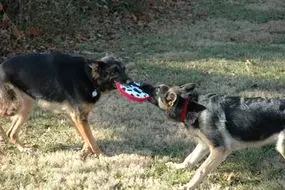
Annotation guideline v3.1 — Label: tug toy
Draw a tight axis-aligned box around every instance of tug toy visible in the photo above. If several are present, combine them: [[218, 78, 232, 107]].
[[115, 82, 151, 103]]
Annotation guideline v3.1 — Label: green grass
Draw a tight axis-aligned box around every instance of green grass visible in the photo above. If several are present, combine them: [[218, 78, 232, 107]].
[[1, 0, 285, 189], [193, 0, 285, 23]]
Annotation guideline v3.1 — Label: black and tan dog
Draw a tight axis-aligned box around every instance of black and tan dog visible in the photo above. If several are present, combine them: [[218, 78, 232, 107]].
[[141, 83, 285, 189], [0, 52, 130, 159]]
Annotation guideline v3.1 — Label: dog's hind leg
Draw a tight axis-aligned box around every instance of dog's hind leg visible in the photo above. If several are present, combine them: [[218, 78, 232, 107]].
[[0, 84, 21, 146], [183, 147, 229, 190], [7, 94, 33, 152], [0, 126, 9, 143], [276, 130, 285, 159], [167, 141, 209, 170]]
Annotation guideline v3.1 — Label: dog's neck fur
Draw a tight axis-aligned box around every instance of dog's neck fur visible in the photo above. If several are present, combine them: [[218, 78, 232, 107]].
[[166, 95, 193, 121], [166, 93, 200, 127], [84, 62, 110, 92]]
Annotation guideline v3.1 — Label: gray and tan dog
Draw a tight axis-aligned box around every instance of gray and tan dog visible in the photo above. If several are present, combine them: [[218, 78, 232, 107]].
[[141, 83, 285, 189]]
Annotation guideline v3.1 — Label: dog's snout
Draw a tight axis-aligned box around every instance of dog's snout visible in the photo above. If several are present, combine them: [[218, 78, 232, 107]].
[[156, 85, 168, 95], [154, 87, 161, 97]]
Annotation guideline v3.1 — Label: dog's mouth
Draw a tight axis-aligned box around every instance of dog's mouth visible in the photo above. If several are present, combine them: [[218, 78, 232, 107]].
[[100, 73, 131, 90], [145, 86, 162, 106], [113, 78, 132, 87]]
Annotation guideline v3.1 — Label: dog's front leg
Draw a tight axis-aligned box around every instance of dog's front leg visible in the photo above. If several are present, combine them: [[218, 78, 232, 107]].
[[183, 147, 229, 190], [80, 142, 93, 160], [70, 112, 102, 160], [75, 118, 101, 159], [167, 142, 209, 170]]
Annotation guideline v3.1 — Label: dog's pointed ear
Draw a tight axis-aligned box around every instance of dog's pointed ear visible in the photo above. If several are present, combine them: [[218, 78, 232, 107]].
[[88, 61, 105, 71], [180, 83, 196, 92], [166, 91, 177, 107], [179, 83, 196, 97], [86, 61, 105, 79], [124, 62, 135, 72], [188, 101, 206, 113]]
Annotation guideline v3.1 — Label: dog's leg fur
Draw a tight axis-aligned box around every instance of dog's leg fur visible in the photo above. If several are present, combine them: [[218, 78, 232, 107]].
[[183, 147, 229, 190], [6, 94, 33, 152], [0, 84, 20, 144], [0, 126, 8, 143], [276, 130, 285, 159], [0, 84, 34, 151], [70, 105, 101, 159], [71, 116, 101, 159], [81, 141, 93, 159], [168, 141, 209, 170]]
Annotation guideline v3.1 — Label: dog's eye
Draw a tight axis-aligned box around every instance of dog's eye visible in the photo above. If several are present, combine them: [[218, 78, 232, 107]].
[[113, 67, 120, 74], [106, 69, 117, 76]]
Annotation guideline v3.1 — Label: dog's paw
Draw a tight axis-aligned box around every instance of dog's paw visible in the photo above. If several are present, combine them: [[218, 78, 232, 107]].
[[79, 150, 101, 161], [0, 135, 8, 144], [79, 151, 91, 161], [0, 139, 7, 148], [22, 147, 37, 154], [178, 184, 194, 190], [166, 162, 188, 170]]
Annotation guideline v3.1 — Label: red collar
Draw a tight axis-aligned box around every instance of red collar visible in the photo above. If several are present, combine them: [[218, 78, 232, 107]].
[[181, 97, 190, 122]]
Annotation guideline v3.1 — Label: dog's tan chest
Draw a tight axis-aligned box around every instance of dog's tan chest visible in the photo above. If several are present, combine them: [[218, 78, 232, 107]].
[[37, 100, 73, 114]]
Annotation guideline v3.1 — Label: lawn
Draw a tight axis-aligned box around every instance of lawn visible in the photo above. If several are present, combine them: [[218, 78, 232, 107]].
[[1, 0, 285, 189]]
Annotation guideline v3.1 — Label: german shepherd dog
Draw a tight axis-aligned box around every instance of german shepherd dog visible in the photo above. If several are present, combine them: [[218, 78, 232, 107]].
[[0, 53, 130, 159], [141, 83, 285, 189]]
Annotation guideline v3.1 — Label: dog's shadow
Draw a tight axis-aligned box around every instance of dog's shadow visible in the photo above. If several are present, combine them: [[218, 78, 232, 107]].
[[216, 146, 285, 186]]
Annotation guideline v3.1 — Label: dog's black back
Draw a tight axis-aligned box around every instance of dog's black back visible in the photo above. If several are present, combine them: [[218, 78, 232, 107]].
[[200, 94, 285, 141], [1, 53, 100, 104], [142, 83, 285, 143]]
